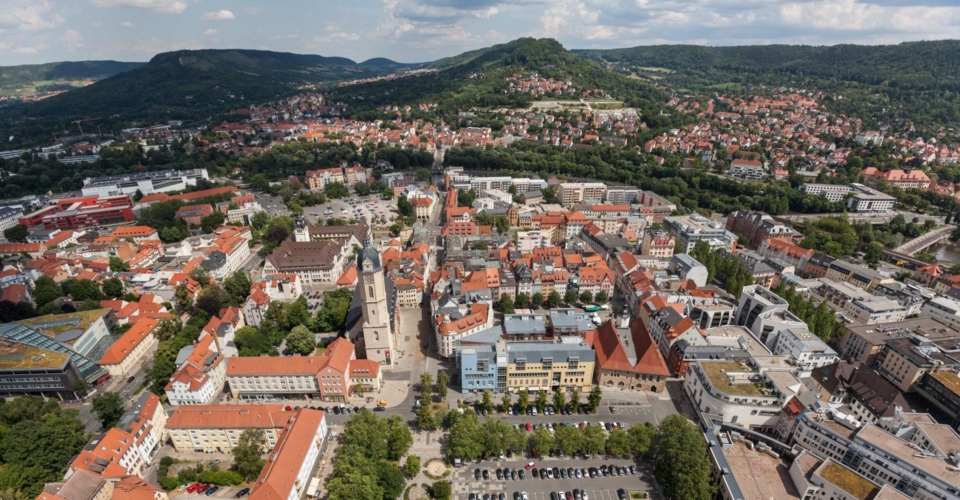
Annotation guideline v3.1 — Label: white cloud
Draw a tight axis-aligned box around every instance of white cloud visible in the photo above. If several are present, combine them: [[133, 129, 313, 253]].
[[12, 42, 48, 54], [61, 29, 84, 48], [200, 10, 235, 21], [203, 28, 217, 35], [91, 21, 104, 28], [121, 21, 136, 27], [91, 0, 188, 14], [0, 0, 64, 32]]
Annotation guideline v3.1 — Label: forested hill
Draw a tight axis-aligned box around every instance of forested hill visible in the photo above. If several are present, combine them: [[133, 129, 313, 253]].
[[1, 49, 417, 131], [573, 41, 960, 131], [330, 38, 665, 122], [0, 60, 144, 97]]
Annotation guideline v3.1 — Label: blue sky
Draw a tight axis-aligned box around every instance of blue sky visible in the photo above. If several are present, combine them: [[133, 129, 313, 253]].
[[2, 0, 960, 66]]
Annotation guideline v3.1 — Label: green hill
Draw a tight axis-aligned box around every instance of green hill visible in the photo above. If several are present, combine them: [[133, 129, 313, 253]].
[[331, 38, 664, 121], [0, 60, 143, 97], [573, 41, 960, 130], [6, 49, 419, 124]]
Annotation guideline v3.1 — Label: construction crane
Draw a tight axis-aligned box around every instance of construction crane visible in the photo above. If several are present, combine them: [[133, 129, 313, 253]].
[[71, 117, 101, 136]]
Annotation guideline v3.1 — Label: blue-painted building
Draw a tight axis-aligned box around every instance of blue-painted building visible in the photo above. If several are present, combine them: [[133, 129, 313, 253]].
[[459, 343, 499, 393]]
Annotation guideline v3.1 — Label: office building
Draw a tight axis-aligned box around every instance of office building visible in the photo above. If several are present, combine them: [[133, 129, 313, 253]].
[[800, 183, 853, 202], [921, 296, 960, 330], [18, 195, 134, 230], [81, 169, 209, 197], [846, 183, 896, 213], [735, 285, 808, 347], [558, 182, 607, 205]]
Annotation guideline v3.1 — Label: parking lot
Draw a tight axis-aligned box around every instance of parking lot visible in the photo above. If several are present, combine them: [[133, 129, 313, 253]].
[[302, 195, 398, 229], [453, 458, 651, 500]]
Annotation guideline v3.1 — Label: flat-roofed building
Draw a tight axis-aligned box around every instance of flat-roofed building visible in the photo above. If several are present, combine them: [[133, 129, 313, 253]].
[[505, 340, 596, 393], [664, 214, 738, 252], [874, 334, 960, 393], [838, 317, 960, 365], [705, 424, 805, 500], [791, 410, 960, 499], [825, 260, 894, 293], [558, 182, 606, 205], [0, 339, 85, 400], [847, 183, 895, 213], [165, 405, 290, 452], [770, 327, 838, 369], [248, 409, 328, 500], [14, 309, 112, 360], [921, 296, 960, 330], [799, 183, 853, 202]]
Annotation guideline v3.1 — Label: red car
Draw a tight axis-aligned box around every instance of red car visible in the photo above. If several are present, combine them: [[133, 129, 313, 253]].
[[525, 422, 532, 431], [285, 405, 292, 411], [197, 485, 210, 493], [186, 484, 201, 493], [525, 462, 536, 469]]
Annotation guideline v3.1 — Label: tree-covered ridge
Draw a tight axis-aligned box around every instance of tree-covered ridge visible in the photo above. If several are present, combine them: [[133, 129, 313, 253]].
[[330, 38, 664, 121], [0, 49, 420, 133], [573, 41, 960, 133], [0, 60, 144, 97]]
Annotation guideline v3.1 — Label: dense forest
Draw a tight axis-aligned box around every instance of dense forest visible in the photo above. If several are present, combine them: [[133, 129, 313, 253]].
[[0, 50, 418, 148], [574, 41, 960, 134]]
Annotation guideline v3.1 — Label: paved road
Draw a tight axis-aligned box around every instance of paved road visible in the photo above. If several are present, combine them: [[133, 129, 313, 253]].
[[895, 224, 957, 254]]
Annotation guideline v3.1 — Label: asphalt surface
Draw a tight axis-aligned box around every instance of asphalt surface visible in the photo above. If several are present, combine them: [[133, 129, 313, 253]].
[[457, 458, 649, 500]]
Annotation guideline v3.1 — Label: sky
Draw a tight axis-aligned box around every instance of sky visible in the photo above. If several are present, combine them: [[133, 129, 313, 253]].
[[2, 0, 960, 66]]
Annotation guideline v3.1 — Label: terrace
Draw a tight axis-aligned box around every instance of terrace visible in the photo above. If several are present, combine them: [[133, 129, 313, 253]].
[[0, 344, 68, 370], [699, 361, 778, 397], [818, 460, 878, 500]]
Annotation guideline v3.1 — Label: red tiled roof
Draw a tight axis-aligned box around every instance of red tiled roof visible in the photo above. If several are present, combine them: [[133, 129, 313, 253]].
[[592, 321, 635, 373]]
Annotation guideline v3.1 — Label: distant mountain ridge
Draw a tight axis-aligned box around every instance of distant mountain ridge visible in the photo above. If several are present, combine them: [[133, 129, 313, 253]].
[[0, 60, 143, 97], [12, 49, 421, 122]]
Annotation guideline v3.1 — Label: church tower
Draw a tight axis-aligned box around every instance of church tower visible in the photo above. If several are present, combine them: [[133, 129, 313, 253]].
[[357, 243, 394, 368], [293, 214, 309, 242]]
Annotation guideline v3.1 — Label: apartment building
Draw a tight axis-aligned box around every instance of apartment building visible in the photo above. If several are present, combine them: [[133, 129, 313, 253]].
[[921, 296, 960, 330], [729, 158, 765, 179], [860, 167, 932, 190], [164, 335, 226, 406], [725, 210, 803, 248], [435, 300, 494, 358], [517, 230, 552, 252], [558, 182, 607, 205], [605, 188, 641, 204], [873, 334, 960, 393], [838, 317, 959, 365], [799, 183, 853, 202], [305, 167, 345, 191], [825, 260, 894, 293], [248, 409, 328, 500], [166, 405, 290, 452], [768, 327, 838, 369], [98, 318, 159, 378], [641, 229, 675, 258]]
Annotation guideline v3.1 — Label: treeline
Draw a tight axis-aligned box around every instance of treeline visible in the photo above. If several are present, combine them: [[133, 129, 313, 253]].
[[326, 410, 412, 500], [690, 242, 754, 298], [443, 142, 845, 215], [773, 281, 847, 342], [0, 397, 89, 498]]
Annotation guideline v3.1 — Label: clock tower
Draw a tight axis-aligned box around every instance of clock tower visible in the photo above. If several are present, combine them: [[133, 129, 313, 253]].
[[357, 243, 394, 368]]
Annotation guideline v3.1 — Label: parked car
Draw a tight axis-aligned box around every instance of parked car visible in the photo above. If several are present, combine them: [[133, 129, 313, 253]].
[[205, 486, 220, 496], [235, 488, 250, 497]]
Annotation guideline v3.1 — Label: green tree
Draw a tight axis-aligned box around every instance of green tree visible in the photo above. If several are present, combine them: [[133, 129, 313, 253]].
[[286, 325, 316, 355], [606, 428, 632, 456], [531, 292, 544, 308], [471, 241, 489, 250], [535, 390, 547, 414], [553, 423, 582, 456], [517, 390, 530, 414], [382, 186, 394, 199], [528, 427, 554, 457], [386, 413, 413, 461], [628, 423, 656, 454], [36, 302, 63, 316], [342, 409, 390, 461], [564, 289, 578, 305], [500, 392, 511, 413], [397, 195, 413, 217], [285, 296, 312, 328], [497, 293, 515, 314], [579, 291, 593, 304], [222, 270, 252, 306], [65, 279, 105, 302], [420, 372, 433, 395], [251, 210, 270, 230], [547, 291, 562, 308], [233, 429, 268, 481], [415, 401, 437, 431], [595, 291, 609, 304], [654, 415, 715, 500], [514, 292, 530, 309], [481, 389, 494, 413], [429, 481, 452, 500], [102, 277, 124, 299], [569, 386, 580, 409], [91, 391, 124, 429], [3, 224, 29, 243], [582, 424, 606, 456], [447, 413, 483, 461], [200, 210, 227, 233], [79, 299, 102, 311], [416, 168, 431, 181], [552, 390, 566, 411], [73, 380, 88, 398], [324, 182, 349, 199], [587, 386, 602, 413], [327, 471, 382, 500], [108, 257, 129, 272], [195, 284, 230, 317], [32, 277, 62, 307], [403, 455, 421, 478], [436, 371, 450, 399]]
